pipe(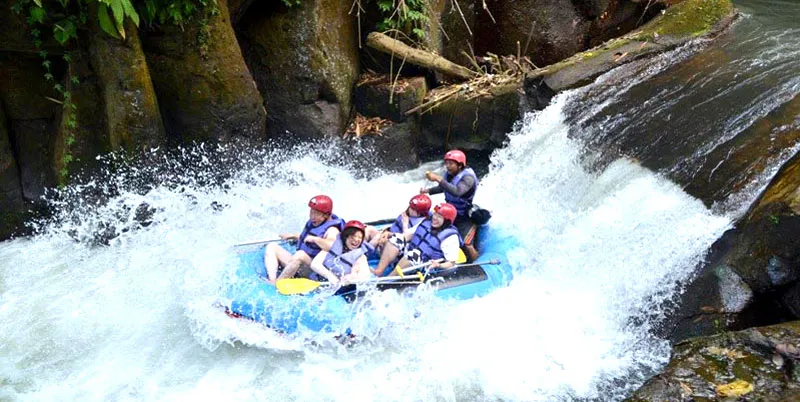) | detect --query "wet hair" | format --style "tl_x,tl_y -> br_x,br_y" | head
340,227 -> 364,250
